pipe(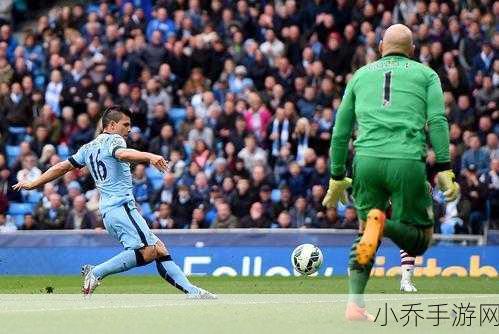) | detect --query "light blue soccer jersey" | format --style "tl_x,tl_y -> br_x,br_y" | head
69,133 -> 134,215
